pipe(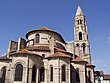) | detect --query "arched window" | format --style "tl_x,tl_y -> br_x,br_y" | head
40,67 -> 45,82
77,20 -> 82,24
35,34 -> 40,43
1,66 -> 6,83
88,71 -> 91,82
42,54 -> 45,58
82,43 -> 86,54
80,20 -> 82,24
32,65 -> 36,82
62,65 -> 66,81
76,68 -> 80,82
14,64 -> 23,81
50,66 -> 53,81
79,32 -> 82,40
70,64 -> 74,83
77,20 -> 80,24
76,43 -> 79,47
